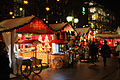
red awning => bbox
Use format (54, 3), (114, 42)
(16, 17), (55, 34)
(15, 39), (41, 44)
(50, 40), (68, 43)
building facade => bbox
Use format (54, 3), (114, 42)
(82, 0), (117, 31)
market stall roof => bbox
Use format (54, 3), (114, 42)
(50, 40), (68, 43)
(117, 26), (120, 34)
(75, 28), (89, 34)
(0, 16), (55, 34)
(15, 39), (41, 44)
(0, 16), (34, 32)
(49, 22), (75, 32)
(96, 33), (120, 39)
(16, 17), (55, 34)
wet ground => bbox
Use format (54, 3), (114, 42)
(10, 56), (120, 80)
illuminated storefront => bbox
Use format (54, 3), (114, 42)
(96, 33), (120, 47)
(0, 16), (76, 69)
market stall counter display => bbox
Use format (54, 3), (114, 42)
(15, 39), (43, 77)
(49, 40), (69, 69)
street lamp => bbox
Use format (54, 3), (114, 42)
(74, 18), (79, 23)
(19, 7), (23, 11)
(66, 16), (74, 22)
(66, 16), (79, 28)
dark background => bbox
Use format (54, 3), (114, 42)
(0, 0), (119, 27)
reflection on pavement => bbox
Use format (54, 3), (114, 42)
(32, 74), (42, 80)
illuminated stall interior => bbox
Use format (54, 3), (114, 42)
(0, 16), (76, 69)
(15, 18), (76, 65)
(96, 32), (120, 47)
(15, 17), (55, 64)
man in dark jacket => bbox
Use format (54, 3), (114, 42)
(100, 40), (111, 67)
(89, 41), (98, 64)
(0, 42), (10, 80)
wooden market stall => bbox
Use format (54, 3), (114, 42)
(0, 16), (56, 71)
(0, 16), (35, 69)
(96, 33), (120, 47)
(0, 16), (77, 69)
(96, 31), (120, 56)
(49, 23), (77, 68)
(15, 16), (56, 64)
(49, 40), (69, 68)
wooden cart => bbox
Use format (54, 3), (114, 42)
(15, 40), (43, 77)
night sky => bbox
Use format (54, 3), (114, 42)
(73, 0), (120, 14)
(95, 0), (120, 13)
(75, 0), (120, 17)
(0, 0), (119, 22)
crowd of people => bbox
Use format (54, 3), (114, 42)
(78, 39), (114, 67)
(0, 39), (120, 79)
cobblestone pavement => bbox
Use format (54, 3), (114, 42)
(10, 56), (120, 80)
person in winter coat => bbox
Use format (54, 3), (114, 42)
(89, 41), (98, 64)
(0, 41), (10, 80)
(116, 42), (120, 64)
(100, 40), (111, 67)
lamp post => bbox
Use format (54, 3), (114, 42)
(66, 16), (79, 28)
(66, 16), (79, 66)
(74, 18), (79, 24)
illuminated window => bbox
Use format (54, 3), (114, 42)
(90, 7), (96, 13)
(92, 13), (98, 20)
(14, 0), (22, 3)
(89, 2), (94, 6)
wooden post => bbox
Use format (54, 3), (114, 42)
(59, 32), (61, 39)
(11, 30), (14, 62)
(11, 30), (14, 71)
(65, 31), (67, 41)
